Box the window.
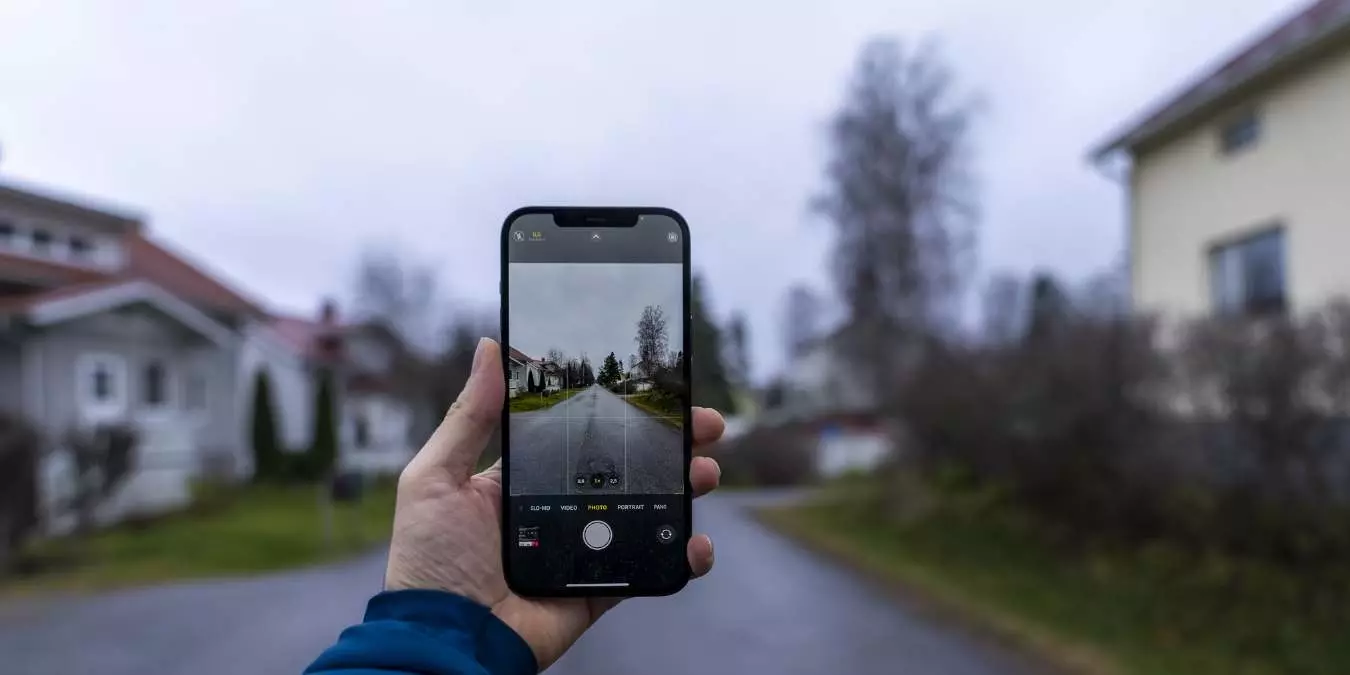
[184,371,208,411]
[31,229,53,254]
[70,235,92,260]
[1219,110,1261,154]
[79,354,128,417]
[143,360,169,407]
[353,416,371,449]
[93,365,114,401]
[0,220,13,245]
[1210,227,1286,316]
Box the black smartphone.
[499,206,693,598]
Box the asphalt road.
[0,492,1037,675]
[509,385,683,496]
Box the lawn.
[4,481,397,596]
[758,487,1350,675]
[508,388,580,413]
[625,393,683,428]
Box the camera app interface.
[505,213,688,591]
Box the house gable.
[10,280,235,347]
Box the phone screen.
[501,209,691,596]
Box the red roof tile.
[0,251,110,287]
[1093,0,1350,158]
[508,347,533,363]
[0,280,127,314]
[120,233,263,316]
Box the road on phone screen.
[509,384,684,495]
[0,492,1037,675]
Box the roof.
[1091,0,1350,161]
[0,251,110,287]
[0,279,234,346]
[0,178,143,233]
[0,280,125,314]
[120,233,264,316]
[269,315,346,363]
[507,346,533,364]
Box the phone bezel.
[498,205,694,598]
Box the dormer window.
[70,235,93,260]
[31,229,53,255]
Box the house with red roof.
[0,177,416,531]
[1091,0,1350,320]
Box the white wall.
[238,322,316,457]
[342,392,414,476]
[1133,42,1350,320]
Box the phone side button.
[582,520,612,551]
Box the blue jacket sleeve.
[304,590,537,675]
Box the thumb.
[410,338,504,482]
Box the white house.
[0,177,416,533]
[506,347,540,398]
[1090,0,1350,323]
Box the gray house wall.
[0,341,21,414]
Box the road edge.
[753,504,1118,675]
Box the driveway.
[0,492,1038,675]
[509,385,683,495]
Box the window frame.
[69,235,93,260]
[141,359,173,411]
[30,228,54,255]
[1208,224,1288,317]
[76,353,129,421]
[1218,108,1262,155]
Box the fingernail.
[472,338,491,374]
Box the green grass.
[4,481,397,596]
[508,388,580,413]
[625,393,683,428]
[758,486,1350,675]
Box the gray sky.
[508,263,682,368]
[0,0,1303,381]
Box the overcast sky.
[0,0,1304,381]
[508,262,682,367]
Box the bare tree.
[546,348,566,365]
[814,36,979,382]
[635,305,669,372]
[783,284,821,361]
[351,247,441,349]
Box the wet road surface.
[509,385,683,496]
[0,492,1037,675]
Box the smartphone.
[499,206,692,597]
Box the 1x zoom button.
[582,520,612,551]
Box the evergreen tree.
[599,352,623,386]
[307,368,339,480]
[249,368,282,481]
[527,367,539,393]
[690,275,737,413]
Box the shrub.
[714,424,818,487]
[0,412,42,571]
[894,294,1350,564]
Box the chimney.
[319,298,338,325]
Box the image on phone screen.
[502,209,690,596]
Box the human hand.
[384,338,724,670]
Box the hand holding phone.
[500,207,694,597]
